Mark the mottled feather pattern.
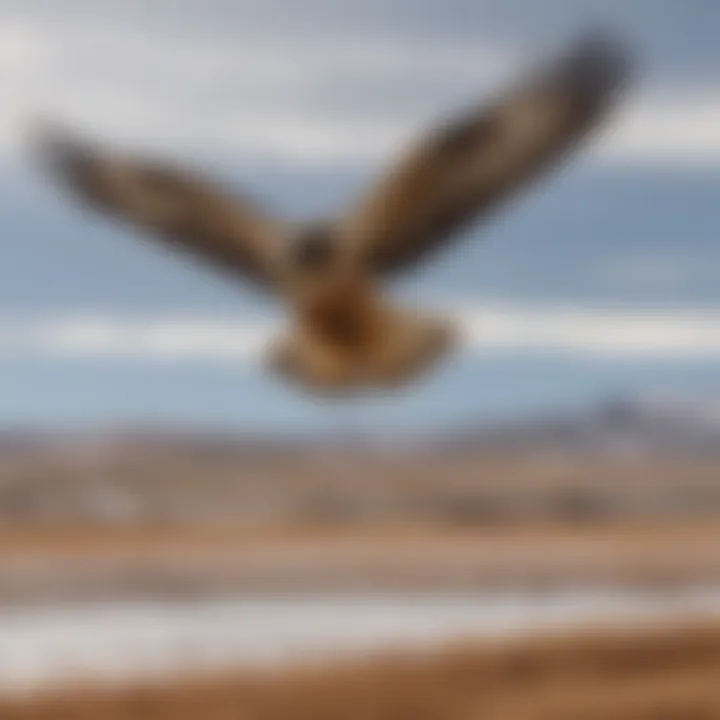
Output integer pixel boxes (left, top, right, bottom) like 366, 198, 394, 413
32, 33, 630, 392
343, 33, 629, 274
36, 135, 284, 287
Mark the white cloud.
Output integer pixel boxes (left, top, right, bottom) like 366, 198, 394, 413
599, 95, 720, 166
1, 306, 719, 363
1, 6, 720, 169
31, 315, 273, 360
0, 10, 517, 164
459, 305, 720, 358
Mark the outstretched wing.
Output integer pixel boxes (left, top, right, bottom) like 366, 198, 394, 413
340, 33, 631, 275
33, 126, 287, 288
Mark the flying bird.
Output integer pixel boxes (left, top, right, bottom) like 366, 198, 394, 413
32, 33, 630, 395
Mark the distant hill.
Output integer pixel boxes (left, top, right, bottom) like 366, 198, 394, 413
437, 394, 720, 455
0, 395, 718, 526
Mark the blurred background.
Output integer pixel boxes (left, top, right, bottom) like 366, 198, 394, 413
1, 0, 720, 717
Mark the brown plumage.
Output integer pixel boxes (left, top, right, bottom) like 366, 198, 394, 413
32, 33, 630, 395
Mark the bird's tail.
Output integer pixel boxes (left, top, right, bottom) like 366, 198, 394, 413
367, 309, 458, 388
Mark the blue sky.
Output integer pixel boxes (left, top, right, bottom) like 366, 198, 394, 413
0, 0, 719, 433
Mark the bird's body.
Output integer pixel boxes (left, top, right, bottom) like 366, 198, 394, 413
276, 281, 456, 392
268, 225, 458, 392
33, 33, 630, 394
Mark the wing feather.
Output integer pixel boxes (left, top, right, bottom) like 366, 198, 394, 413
341, 33, 631, 275
34, 127, 286, 288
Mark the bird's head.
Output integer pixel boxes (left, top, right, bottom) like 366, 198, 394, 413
292, 222, 336, 272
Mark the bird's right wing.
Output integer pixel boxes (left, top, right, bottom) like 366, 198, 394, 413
33, 126, 287, 289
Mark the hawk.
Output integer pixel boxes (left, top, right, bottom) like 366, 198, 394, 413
33, 33, 630, 394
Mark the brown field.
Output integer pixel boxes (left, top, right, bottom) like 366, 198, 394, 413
4, 621, 720, 719
2, 516, 720, 557
1, 429, 720, 600
2, 518, 720, 601
2, 436, 720, 530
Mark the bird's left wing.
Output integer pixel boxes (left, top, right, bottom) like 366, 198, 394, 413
33, 126, 287, 289
338, 33, 631, 276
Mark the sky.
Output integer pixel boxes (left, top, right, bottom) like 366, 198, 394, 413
0, 0, 719, 433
